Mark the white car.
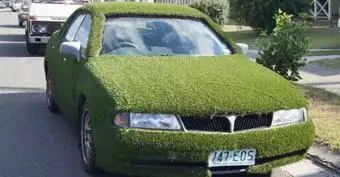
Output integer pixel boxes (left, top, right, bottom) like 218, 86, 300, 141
11, 0, 21, 11
25, 0, 86, 54
338, 18, 340, 31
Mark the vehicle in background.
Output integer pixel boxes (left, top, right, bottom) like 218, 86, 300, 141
11, 0, 21, 11
18, 0, 29, 26
4, 0, 11, 7
0, 0, 7, 8
25, 0, 86, 54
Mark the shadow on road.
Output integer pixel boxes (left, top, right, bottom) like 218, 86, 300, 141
0, 42, 45, 57
0, 90, 91, 177
303, 64, 340, 76
0, 34, 25, 42
0, 24, 22, 29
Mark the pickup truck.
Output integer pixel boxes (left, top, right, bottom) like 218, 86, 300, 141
25, 0, 85, 54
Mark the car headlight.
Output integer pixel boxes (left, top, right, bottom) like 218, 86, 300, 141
272, 108, 307, 127
114, 113, 182, 130
31, 24, 47, 33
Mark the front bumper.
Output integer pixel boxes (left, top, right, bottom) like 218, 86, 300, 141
94, 120, 315, 177
27, 35, 50, 44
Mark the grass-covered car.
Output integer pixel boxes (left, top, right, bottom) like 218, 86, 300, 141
44, 2, 315, 177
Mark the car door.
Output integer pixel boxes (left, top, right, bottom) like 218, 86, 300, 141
50, 14, 86, 118
57, 14, 92, 119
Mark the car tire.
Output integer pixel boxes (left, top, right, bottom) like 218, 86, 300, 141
80, 101, 97, 174
19, 21, 23, 27
46, 76, 60, 113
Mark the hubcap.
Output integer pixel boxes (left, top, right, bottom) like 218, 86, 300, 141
81, 107, 94, 165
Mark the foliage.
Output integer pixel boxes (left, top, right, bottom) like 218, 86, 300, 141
256, 10, 310, 81
189, 0, 229, 25
229, 0, 311, 33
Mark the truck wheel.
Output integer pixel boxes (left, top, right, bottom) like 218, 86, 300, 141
25, 31, 40, 55
26, 42, 40, 55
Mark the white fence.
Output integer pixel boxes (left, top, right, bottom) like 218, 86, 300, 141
153, 0, 193, 5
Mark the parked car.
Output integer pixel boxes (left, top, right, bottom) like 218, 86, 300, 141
4, 0, 11, 7
17, 1, 29, 26
11, 0, 21, 11
44, 2, 315, 177
25, 0, 85, 54
0, 0, 6, 8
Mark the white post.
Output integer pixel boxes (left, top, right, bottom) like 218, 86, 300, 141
314, 0, 318, 20
328, 0, 332, 21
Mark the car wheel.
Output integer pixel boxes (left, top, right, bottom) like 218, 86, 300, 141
19, 21, 23, 27
46, 76, 60, 113
80, 101, 97, 173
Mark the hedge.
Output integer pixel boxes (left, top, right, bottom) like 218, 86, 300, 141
44, 2, 315, 177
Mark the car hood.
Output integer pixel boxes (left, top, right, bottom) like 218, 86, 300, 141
87, 54, 307, 116
29, 3, 82, 21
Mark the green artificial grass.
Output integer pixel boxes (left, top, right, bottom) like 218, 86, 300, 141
44, 2, 315, 176
88, 55, 307, 116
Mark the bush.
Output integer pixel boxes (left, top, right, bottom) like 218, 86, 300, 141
229, 0, 310, 33
190, 0, 229, 25
256, 10, 310, 81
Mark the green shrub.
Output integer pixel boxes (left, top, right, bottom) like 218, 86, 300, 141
229, 0, 310, 33
189, 0, 229, 25
256, 10, 310, 81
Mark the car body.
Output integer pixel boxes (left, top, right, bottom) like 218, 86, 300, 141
44, 2, 315, 177
25, 0, 84, 54
11, 0, 21, 11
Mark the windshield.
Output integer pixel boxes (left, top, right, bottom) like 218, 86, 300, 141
31, 0, 87, 4
102, 17, 232, 56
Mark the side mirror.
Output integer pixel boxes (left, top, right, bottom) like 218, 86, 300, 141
60, 41, 82, 62
236, 43, 249, 55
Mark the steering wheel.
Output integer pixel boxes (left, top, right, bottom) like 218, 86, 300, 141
114, 41, 137, 50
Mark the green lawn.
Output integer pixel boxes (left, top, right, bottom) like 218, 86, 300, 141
224, 23, 340, 50
299, 85, 340, 150
307, 50, 340, 56
308, 58, 340, 69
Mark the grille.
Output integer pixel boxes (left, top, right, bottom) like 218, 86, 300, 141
31, 21, 64, 35
181, 116, 231, 132
234, 113, 273, 132
181, 113, 273, 133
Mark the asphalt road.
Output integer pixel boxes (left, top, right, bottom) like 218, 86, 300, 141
0, 8, 95, 177
0, 8, 338, 177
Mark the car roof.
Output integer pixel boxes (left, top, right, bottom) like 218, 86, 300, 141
81, 2, 207, 19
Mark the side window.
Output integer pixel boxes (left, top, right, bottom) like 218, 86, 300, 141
64, 14, 86, 42
74, 14, 92, 48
